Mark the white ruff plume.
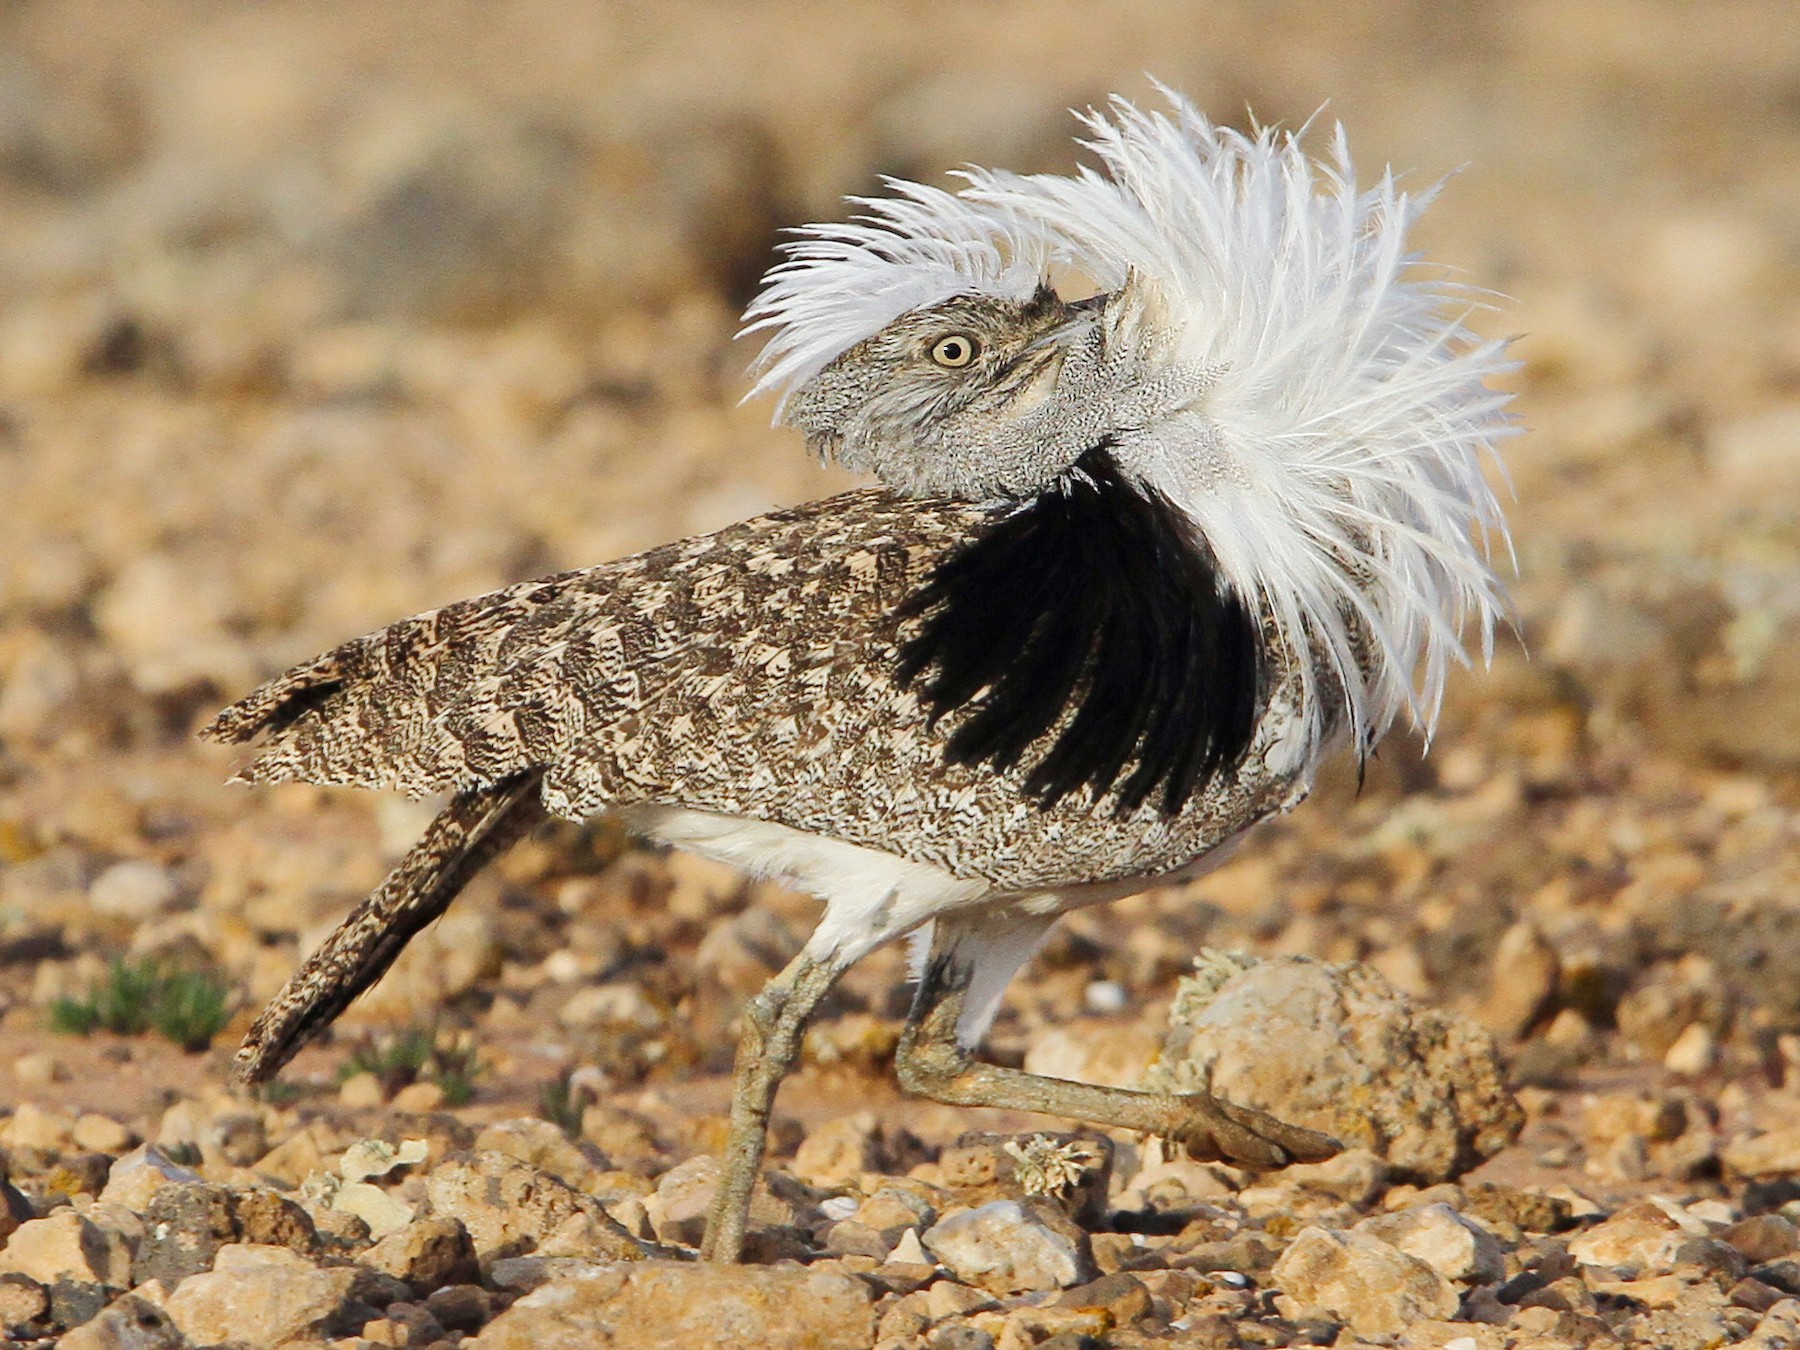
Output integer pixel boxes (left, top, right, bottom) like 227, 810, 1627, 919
745, 89, 1515, 755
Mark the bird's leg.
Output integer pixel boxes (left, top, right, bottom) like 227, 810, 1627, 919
701, 946, 845, 1262
896, 915, 1338, 1169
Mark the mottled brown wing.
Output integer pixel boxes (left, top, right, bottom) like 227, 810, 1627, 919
203, 487, 986, 814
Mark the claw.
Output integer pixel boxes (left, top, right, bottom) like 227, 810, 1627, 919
1171, 1093, 1341, 1169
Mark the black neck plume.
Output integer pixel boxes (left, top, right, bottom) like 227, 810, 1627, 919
895, 445, 1264, 817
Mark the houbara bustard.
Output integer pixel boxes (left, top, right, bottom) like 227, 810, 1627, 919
205, 90, 1514, 1263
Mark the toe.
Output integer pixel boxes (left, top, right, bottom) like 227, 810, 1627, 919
1191, 1096, 1342, 1169
1215, 1099, 1341, 1163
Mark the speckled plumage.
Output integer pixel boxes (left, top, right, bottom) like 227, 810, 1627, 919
206, 488, 1310, 898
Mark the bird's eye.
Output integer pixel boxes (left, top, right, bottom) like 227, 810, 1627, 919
928, 334, 979, 368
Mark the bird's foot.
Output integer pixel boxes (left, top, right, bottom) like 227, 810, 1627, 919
1167, 1092, 1340, 1169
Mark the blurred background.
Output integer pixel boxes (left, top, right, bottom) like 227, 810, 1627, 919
0, 0, 1797, 1156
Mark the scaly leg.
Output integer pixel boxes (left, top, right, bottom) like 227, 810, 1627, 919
895, 910, 1338, 1168
701, 946, 847, 1262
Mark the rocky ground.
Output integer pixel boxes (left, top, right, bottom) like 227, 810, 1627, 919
2, 1, 1799, 1347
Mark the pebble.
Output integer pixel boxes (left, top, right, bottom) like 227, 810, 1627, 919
1664, 1022, 1718, 1075
338, 1071, 387, 1108
340, 1080, 390, 1108
639, 1153, 813, 1249
473, 1117, 611, 1191
821, 1217, 889, 1259
361, 1216, 480, 1293
856, 1182, 941, 1237
790, 1112, 884, 1188
95, 1144, 198, 1209
3, 1101, 73, 1151
86, 859, 180, 919
1083, 978, 1128, 1014
471, 1260, 873, 1350
0, 1211, 133, 1287
1356, 1202, 1507, 1283
1054, 1270, 1153, 1324
1568, 1200, 1707, 1277
1460, 1181, 1574, 1235
928, 1279, 997, 1320
886, 1227, 930, 1266
425, 1281, 492, 1331
556, 981, 667, 1031
132, 1182, 237, 1286
232, 1188, 319, 1254
203, 1112, 267, 1169
0, 1176, 34, 1245
71, 1115, 135, 1156
331, 1179, 415, 1238
922, 1201, 1092, 1294
341, 1140, 430, 1185
1476, 921, 1561, 1039
390, 1080, 447, 1112
1725, 1129, 1800, 1178
0, 1272, 48, 1330
1723, 1215, 1800, 1265
13, 1052, 66, 1086
1269, 1225, 1459, 1336
56, 1292, 185, 1350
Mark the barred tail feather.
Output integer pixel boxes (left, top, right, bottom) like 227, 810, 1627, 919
233, 771, 545, 1084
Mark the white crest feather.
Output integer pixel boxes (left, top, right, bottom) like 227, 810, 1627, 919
745, 88, 1516, 756
741, 180, 1049, 414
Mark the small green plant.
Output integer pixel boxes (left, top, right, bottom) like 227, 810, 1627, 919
338, 1024, 481, 1106
253, 1079, 310, 1107
49, 959, 232, 1052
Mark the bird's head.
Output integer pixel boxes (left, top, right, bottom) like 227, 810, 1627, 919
781, 274, 1190, 499
743, 89, 1517, 756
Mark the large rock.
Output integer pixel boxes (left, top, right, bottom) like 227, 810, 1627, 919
54, 1292, 187, 1350
163, 1243, 368, 1348
425, 1152, 646, 1263
1270, 1225, 1460, 1336
469, 1261, 873, 1350
1148, 952, 1523, 1182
